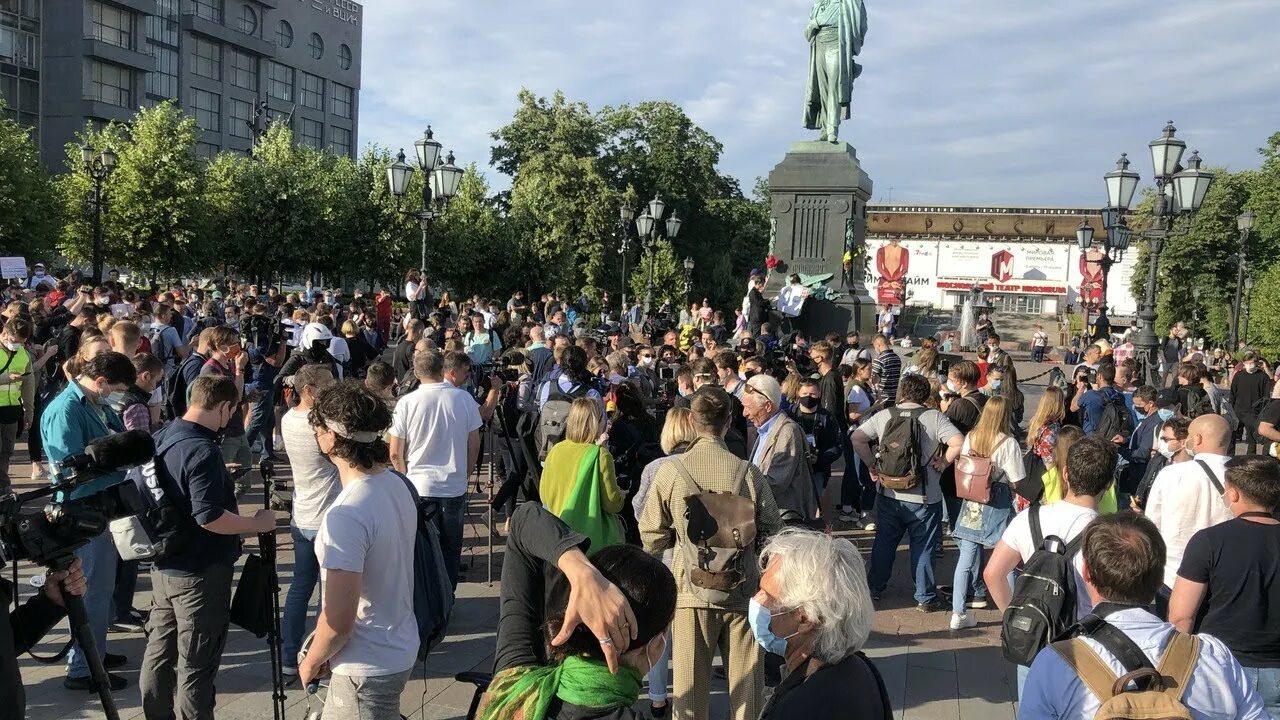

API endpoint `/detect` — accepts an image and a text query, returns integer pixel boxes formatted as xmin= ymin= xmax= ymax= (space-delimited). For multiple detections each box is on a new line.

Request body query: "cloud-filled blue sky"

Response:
xmin=357 ymin=0 xmax=1280 ymax=207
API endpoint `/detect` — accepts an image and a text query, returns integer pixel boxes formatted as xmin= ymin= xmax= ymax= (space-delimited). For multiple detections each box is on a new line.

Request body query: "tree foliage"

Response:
xmin=0 ymin=99 xmax=58 ymax=262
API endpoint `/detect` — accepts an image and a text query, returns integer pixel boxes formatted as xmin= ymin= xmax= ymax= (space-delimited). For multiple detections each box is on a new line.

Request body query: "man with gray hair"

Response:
xmin=742 ymin=374 xmax=816 ymax=523
xmin=752 ymin=528 xmax=888 ymax=717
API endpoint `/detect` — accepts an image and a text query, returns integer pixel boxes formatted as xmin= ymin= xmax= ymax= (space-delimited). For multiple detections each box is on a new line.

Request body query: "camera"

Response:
xmin=657 ymin=365 xmax=677 ymax=382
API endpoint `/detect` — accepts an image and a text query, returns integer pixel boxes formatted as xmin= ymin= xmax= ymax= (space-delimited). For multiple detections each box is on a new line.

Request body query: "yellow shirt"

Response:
xmin=1041 ymin=466 xmax=1117 ymax=514
xmin=538 ymin=441 xmax=624 ymax=517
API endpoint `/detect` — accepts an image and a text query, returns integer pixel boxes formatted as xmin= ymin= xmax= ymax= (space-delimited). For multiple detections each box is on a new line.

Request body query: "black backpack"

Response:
xmin=535 ymin=381 xmax=590 ymax=461
xmin=874 ymin=407 xmax=926 ymax=492
xmin=1094 ymin=392 xmax=1133 ymax=441
xmin=391 ymin=472 xmax=455 ymax=659
xmin=109 ymin=431 xmax=200 ymax=562
xmin=1180 ymin=385 xmax=1213 ymax=420
xmin=1001 ymin=505 xmax=1085 ymax=666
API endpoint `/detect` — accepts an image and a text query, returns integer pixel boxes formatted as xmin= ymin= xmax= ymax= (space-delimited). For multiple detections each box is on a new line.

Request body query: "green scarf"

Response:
xmin=557 ymin=445 xmax=622 ymax=556
xmin=477 ymin=656 xmax=642 ymax=720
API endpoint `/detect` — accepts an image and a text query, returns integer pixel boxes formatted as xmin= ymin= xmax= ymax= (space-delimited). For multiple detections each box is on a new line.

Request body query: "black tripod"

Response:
xmin=258 ymin=459 xmax=287 ymax=720
xmin=50 ymin=553 xmax=122 ymax=720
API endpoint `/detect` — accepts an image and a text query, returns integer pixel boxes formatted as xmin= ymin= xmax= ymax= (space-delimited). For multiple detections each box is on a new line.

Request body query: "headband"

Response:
xmin=324 ymin=419 xmax=380 ymax=443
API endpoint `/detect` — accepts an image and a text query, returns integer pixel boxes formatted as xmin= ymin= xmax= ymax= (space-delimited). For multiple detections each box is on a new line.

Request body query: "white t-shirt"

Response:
xmin=389 ymin=382 xmax=482 ymax=498
xmin=1033 ymin=331 xmax=1048 ymax=348
xmin=1001 ymin=502 xmax=1099 ymax=618
xmin=961 ymin=434 xmax=1025 ymax=486
xmin=857 ymin=403 xmax=960 ymax=504
xmin=316 ymin=469 xmax=419 ymax=676
xmin=1146 ymin=453 xmax=1234 ymax=590
xmin=328 ymin=336 xmax=351 ymax=365
xmin=280 ymin=408 xmax=341 ymax=531
xmin=404 ymin=281 xmax=421 ymax=302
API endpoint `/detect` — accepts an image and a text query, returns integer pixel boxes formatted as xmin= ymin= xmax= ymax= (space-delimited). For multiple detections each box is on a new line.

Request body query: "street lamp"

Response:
xmin=1229 ymin=210 xmax=1255 ymax=349
xmin=1104 ymin=121 xmax=1214 ymax=386
xmin=624 ymin=193 xmax=683 ymax=316
xmin=683 ymin=256 xmax=695 ymax=302
xmin=618 ymin=204 xmax=636 ymax=311
xmin=1242 ymin=276 xmax=1256 ymax=347
xmin=81 ymin=141 xmax=117 ymax=285
xmin=386 ymin=126 xmax=463 ymax=272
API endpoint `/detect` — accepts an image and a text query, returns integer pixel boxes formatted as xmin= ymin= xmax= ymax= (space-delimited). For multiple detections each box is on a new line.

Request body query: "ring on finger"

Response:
xmin=598 ymin=637 xmax=614 ymax=646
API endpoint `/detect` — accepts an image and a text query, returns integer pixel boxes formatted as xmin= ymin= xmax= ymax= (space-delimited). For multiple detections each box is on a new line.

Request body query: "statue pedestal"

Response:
xmin=767 ymin=141 xmax=876 ymax=339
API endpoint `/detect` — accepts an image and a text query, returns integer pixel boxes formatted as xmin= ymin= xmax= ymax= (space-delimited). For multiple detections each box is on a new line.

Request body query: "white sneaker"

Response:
xmin=863 ymin=521 xmax=877 ymax=532
xmin=950 ymin=612 xmax=977 ymax=630
xmin=282 ymin=664 xmax=298 ymax=678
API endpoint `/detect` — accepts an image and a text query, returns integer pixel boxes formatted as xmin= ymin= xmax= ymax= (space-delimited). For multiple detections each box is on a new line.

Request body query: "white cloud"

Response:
xmin=357 ymin=0 xmax=1280 ymax=205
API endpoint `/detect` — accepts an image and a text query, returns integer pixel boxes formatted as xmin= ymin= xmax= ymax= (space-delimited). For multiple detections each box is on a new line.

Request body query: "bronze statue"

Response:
xmin=803 ymin=0 xmax=868 ymax=143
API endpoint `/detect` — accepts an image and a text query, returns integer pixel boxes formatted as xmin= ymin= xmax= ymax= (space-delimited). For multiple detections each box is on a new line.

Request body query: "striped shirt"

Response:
xmin=872 ymin=349 xmax=902 ymax=402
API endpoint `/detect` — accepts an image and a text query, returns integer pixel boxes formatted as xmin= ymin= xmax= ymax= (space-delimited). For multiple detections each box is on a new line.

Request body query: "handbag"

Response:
xmin=955 ymin=450 xmax=993 ymax=504
xmin=229 ymin=552 xmax=272 ymax=638
xmin=1015 ymin=445 xmax=1047 ymax=504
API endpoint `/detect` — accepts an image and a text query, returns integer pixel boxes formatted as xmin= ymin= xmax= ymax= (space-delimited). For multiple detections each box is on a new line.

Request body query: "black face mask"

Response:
xmin=798 ymin=396 xmax=819 ymax=410
xmin=744 ymin=369 xmax=759 ymax=380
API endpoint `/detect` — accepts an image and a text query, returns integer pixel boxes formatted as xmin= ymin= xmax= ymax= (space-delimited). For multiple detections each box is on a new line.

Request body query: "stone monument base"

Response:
xmin=767 ymin=141 xmax=876 ymax=340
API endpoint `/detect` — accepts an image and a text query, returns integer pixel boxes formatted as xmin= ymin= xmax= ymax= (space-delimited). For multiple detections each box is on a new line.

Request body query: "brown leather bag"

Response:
xmin=954 ymin=451 xmax=993 ymax=504
xmin=671 ymin=458 xmax=758 ymax=603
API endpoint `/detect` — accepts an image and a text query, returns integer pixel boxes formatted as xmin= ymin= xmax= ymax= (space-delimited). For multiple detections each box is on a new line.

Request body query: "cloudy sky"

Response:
xmin=357 ymin=0 xmax=1280 ymax=207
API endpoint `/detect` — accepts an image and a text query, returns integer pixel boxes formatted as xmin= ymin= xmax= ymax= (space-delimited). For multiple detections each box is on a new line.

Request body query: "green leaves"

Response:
xmin=0 ymin=98 xmax=58 ymax=262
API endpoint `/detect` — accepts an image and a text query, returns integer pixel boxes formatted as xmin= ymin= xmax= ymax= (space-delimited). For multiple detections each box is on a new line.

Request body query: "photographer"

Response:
xmin=2 ymin=560 xmax=87 ymax=719
xmin=41 ymin=350 xmax=136 ymax=691
xmin=140 ymin=374 xmax=279 ymax=720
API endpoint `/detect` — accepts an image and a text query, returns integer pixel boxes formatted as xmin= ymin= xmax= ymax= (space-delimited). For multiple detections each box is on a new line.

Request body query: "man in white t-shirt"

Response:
xmin=1145 ymin=414 xmax=1234 ymax=605
xmin=1031 ymin=325 xmax=1049 ymax=363
xmin=984 ymin=435 xmax=1115 ymax=696
xmin=278 ymin=363 xmax=339 ymax=676
xmin=388 ymin=348 xmax=481 ymax=588
xmin=301 ymin=381 xmax=418 ymax=718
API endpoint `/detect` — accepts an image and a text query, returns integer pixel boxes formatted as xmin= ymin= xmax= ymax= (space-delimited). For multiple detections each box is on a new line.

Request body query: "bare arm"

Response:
xmin=388 ymin=434 xmax=407 ymax=475
xmin=1259 ymin=422 xmax=1280 ymax=444
xmin=984 ymin=540 xmax=1022 ymax=611
xmin=1167 ymin=577 xmax=1207 ymax=633
xmin=299 ymin=569 xmax=362 ymax=686
xmin=467 ymin=428 xmax=481 ymax=477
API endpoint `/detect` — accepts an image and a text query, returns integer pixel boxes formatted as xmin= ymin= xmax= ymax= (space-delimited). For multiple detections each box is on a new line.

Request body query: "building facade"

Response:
xmin=865 ymin=205 xmax=1140 ymax=317
xmin=0 ymin=0 xmax=361 ymax=168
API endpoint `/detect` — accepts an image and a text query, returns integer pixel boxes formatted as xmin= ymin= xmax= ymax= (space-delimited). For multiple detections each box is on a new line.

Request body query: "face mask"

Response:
xmin=1134 ymin=406 xmax=1148 ymax=421
xmin=2 ymin=340 xmax=19 ymax=352
xmin=989 ymin=380 xmax=1003 ymax=391
xmin=1245 ymin=363 xmax=1257 ymax=373
xmin=678 ymin=386 xmax=691 ymax=398
xmin=104 ymin=391 xmax=125 ymax=406
xmin=1157 ymin=408 xmax=1175 ymax=422
xmin=640 ymin=357 xmax=654 ymax=368
xmin=748 ymin=598 xmax=798 ymax=656
xmin=744 ymin=369 xmax=758 ymax=381
xmin=1157 ymin=438 xmax=1177 ymax=460
xmin=945 ymin=379 xmax=958 ymax=394
xmin=798 ymin=396 xmax=819 ymax=410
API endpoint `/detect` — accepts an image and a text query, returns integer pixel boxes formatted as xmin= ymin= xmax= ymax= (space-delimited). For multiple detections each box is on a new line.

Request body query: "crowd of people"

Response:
xmin=3 ymin=263 xmax=1280 ymax=719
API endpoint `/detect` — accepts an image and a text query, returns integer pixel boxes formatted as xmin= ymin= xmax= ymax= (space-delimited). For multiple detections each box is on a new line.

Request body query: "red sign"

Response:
xmin=991 ymin=250 xmax=1014 ymax=282
xmin=936 ymin=280 xmax=1068 ymax=296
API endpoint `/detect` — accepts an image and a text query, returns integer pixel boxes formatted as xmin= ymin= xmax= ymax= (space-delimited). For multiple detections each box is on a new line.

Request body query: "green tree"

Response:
xmin=427 ymin=164 xmax=521 ymax=299
xmin=0 ymin=99 xmax=58 ymax=263
xmin=1245 ymin=262 xmax=1280 ymax=359
xmin=629 ymin=238 xmax=684 ymax=312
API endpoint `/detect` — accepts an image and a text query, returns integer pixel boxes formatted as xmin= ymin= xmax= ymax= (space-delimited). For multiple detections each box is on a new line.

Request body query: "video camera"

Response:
xmin=0 ymin=431 xmax=155 ymax=568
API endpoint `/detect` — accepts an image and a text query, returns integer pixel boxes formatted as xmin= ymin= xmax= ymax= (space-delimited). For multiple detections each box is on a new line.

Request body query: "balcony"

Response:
xmin=181 ymin=13 xmax=275 ymax=57
xmin=82 ymin=39 xmax=155 ymax=73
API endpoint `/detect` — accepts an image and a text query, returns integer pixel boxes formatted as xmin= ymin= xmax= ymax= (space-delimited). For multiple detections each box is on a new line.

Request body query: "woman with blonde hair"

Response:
xmin=629 ymin=407 xmax=697 ymax=716
xmin=949 ymin=396 xmax=1025 ymax=630
xmin=905 ymin=346 xmax=938 ymax=379
xmin=1019 ymin=386 xmax=1066 ymax=510
xmin=539 ymin=398 xmax=624 ymax=553
xmin=1041 ymin=425 xmax=1118 ymax=513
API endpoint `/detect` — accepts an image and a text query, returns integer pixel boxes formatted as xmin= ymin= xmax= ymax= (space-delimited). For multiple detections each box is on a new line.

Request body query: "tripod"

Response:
xmin=48 ymin=553 xmax=121 ymax=720
xmin=258 ymin=459 xmax=287 ymax=720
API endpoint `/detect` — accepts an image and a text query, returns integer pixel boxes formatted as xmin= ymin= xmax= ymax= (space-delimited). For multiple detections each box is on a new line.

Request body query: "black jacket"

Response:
xmin=760 ymin=653 xmax=891 ymax=720
xmin=1 ymin=580 xmax=66 ymax=720
xmin=790 ymin=406 xmax=844 ymax=474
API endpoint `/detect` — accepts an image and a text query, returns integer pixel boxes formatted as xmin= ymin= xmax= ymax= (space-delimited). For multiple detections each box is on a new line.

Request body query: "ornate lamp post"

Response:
xmin=1103 ymin=121 xmax=1214 ymax=386
xmin=683 ymin=256 xmax=695 ymax=303
xmin=386 ymin=127 xmax=463 ymax=272
xmin=81 ymin=142 xmax=117 ymax=285
xmin=1241 ymin=276 xmax=1256 ymax=347
xmin=618 ymin=203 xmax=636 ymax=311
xmin=628 ymin=193 xmax=682 ymax=316
xmin=1229 ymin=210 xmax=1255 ymax=349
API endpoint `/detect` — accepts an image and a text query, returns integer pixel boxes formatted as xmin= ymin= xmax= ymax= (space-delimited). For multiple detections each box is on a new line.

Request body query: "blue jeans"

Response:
xmin=869 ymin=496 xmax=943 ymax=605
xmin=1242 ymin=666 xmax=1280 ymax=717
xmin=646 ymin=629 xmax=672 ymax=702
xmin=281 ymin=527 xmax=320 ymax=667
xmin=1016 ymin=664 xmax=1029 ymax=699
xmin=68 ymin=532 xmax=118 ymax=679
xmin=951 ymin=538 xmax=988 ymax=615
xmin=426 ymin=495 xmax=467 ymax=589
xmin=245 ymin=364 xmax=277 ymax=458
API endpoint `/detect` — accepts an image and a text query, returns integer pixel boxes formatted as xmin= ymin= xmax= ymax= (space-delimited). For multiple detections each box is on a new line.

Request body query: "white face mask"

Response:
xmin=945 ymin=379 xmax=958 ymax=394
xmin=2 ymin=340 xmax=19 ymax=352
xmin=639 ymin=357 xmax=654 ymax=368
xmin=1157 ymin=438 xmax=1177 ymax=460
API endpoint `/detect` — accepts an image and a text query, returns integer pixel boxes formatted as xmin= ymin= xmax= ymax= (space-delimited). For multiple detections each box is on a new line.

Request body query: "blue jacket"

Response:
xmin=1079 ymin=386 xmax=1124 ymax=435
xmin=41 ymin=382 xmax=124 ymax=498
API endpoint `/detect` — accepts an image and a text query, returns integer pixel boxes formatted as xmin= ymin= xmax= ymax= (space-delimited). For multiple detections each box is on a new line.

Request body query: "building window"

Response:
xmin=89 ymin=60 xmax=133 ymax=108
xmin=195 ymin=141 xmax=219 ymax=161
xmin=89 ymin=1 xmax=134 ymax=50
xmin=229 ymin=48 xmax=257 ymax=91
xmin=299 ymin=71 xmax=323 ymax=110
xmin=229 ymin=97 xmax=251 ymax=139
xmin=276 ymin=19 xmax=292 ymax=47
xmin=147 ymin=0 xmax=179 ymax=46
xmin=192 ymin=37 xmax=221 ymax=81
xmin=300 ymin=118 xmax=323 ymax=148
xmin=308 ymin=32 xmax=323 ymax=59
xmin=266 ymin=60 xmax=293 ymax=101
xmin=0 ymin=27 xmax=38 ymax=69
xmin=238 ymin=3 xmax=256 ymax=35
xmin=147 ymin=46 xmax=179 ymax=98
xmin=331 ymin=82 xmax=352 ymax=119
xmin=191 ymin=0 xmax=222 ymax=24
xmin=330 ymin=126 xmax=351 ymax=156
xmin=339 ymin=43 xmax=352 ymax=70
xmin=191 ymin=88 xmax=220 ymax=132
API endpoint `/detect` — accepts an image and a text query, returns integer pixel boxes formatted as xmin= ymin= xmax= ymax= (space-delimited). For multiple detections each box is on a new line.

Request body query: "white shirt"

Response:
xmin=840 ymin=347 xmax=872 ymax=366
xmin=961 ymin=434 xmax=1025 ymax=486
xmin=316 ymin=469 xmax=419 ymax=676
xmin=1146 ymin=453 xmax=1234 ymax=589
xmin=404 ymin=281 xmax=421 ymax=302
xmin=280 ymin=408 xmax=341 ymax=531
xmin=389 ymin=382 xmax=482 ymax=498
xmin=1032 ymin=331 xmax=1048 ymax=347
xmin=856 ymin=403 xmax=959 ymax=505
xmin=1021 ymin=608 xmax=1267 ymax=720
xmin=1000 ymin=501 xmax=1098 ymax=618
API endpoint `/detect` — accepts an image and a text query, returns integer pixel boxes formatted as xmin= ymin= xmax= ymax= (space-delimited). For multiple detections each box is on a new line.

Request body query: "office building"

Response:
xmin=0 ymin=0 xmax=361 ymax=167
